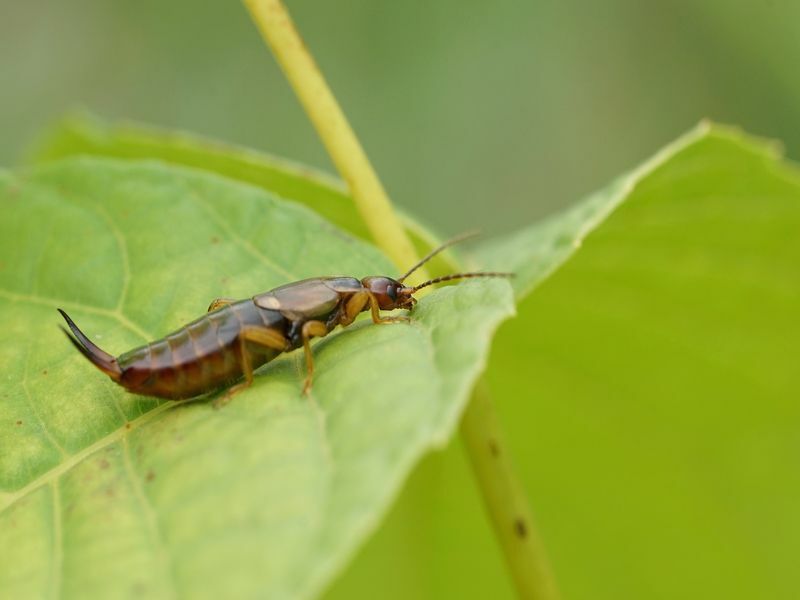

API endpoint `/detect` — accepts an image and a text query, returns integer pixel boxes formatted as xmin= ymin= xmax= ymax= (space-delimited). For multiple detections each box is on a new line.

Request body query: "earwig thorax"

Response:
xmin=364 ymin=234 xmax=513 ymax=311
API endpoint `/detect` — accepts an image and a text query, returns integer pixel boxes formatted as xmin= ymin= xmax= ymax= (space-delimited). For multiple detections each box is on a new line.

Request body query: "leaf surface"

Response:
xmin=31 ymin=113 xmax=452 ymax=273
xmin=0 ymin=158 xmax=514 ymax=599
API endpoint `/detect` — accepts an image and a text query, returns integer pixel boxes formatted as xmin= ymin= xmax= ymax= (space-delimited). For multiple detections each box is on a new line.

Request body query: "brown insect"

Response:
xmin=59 ymin=235 xmax=510 ymax=406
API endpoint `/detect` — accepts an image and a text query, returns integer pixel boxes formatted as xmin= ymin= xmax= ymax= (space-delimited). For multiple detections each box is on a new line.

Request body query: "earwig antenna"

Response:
xmin=410 ymin=271 xmax=514 ymax=292
xmin=398 ymin=231 xmax=480 ymax=283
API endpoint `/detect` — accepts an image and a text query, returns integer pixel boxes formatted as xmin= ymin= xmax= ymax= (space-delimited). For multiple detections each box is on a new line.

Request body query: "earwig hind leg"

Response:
xmin=368 ymin=293 xmax=411 ymax=325
xmin=207 ymin=297 xmax=236 ymax=312
xmin=212 ymin=326 xmax=291 ymax=409
xmin=301 ymin=320 xmax=328 ymax=395
xmin=212 ymin=349 xmax=253 ymax=409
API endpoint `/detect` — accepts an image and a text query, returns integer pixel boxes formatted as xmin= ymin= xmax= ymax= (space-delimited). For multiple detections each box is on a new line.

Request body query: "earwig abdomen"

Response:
xmin=116 ymin=301 xmax=287 ymax=399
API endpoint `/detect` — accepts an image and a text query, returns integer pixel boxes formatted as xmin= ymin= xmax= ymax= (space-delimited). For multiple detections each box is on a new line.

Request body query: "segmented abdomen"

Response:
xmin=117 ymin=300 xmax=286 ymax=399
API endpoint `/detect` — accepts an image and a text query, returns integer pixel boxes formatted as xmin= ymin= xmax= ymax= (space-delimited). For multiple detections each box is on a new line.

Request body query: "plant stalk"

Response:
xmin=461 ymin=380 xmax=560 ymax=599
xmin=243 ymin=0 xmax=420 ymax=274
xmin=243 ymin=2 xmax=558 ymax=598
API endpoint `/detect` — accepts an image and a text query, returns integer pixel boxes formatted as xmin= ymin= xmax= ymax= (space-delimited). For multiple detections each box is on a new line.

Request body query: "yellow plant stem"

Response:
xmin=461 ymin=380 xmax=560 ymax=599
xmin=243 ymin=1 xmax=558 ymax=598
xmin=243 ymin=0 xmax=421 ymax=275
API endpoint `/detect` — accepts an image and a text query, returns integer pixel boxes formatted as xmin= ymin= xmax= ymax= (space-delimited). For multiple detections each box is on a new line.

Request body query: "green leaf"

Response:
xmin=486 ymin=124 xmax=800 ymax=600
xmin=325 ymin=123 xmax=800 ymax=599
xmin=0 ymin=157 xmax=514 ymax=599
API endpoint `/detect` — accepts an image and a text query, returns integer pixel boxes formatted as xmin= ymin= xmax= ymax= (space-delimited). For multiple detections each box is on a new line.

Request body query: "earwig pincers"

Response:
xmin=59 ymin=234 xmax=511 ymax=407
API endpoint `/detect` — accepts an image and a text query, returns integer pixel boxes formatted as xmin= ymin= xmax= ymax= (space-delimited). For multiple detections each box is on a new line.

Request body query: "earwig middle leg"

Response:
xmin=212 ymin=326 xmax=290 ymax=409
xmin=301 ymin=320 xmax=328 ymax=395
xmin=340 ymin=291 xmax=370 ymax=326
xmin=207 ymin=297 xmax=236 ymax=312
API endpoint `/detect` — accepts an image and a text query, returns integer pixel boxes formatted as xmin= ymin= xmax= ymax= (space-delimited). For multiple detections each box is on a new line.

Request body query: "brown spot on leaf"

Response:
xmin=488 ymin=439 xmax=500 ymax=457
xmin=514 ymin=518 xmax=528 ymax=539
xmin=145 ymin=470 xmax=156 ymax=483
xmin=42 ymin=369 xmax=48 ymax=376
xmin=99 ymin=458 xmax=110 ymax=470
xmin=210 ymin=236 xmax=220 ymax=244
xmin=15 ymin=420 xmax=22 ymax=426
xmin=125 ymin=422 xmax=132 ymax=430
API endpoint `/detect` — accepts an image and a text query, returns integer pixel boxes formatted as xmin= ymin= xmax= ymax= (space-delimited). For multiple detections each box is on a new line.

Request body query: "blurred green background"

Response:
xmin=3 ymin=0 xmax=800 ymax=233
xmin=3 ymin=1 xmax=799 ymax=599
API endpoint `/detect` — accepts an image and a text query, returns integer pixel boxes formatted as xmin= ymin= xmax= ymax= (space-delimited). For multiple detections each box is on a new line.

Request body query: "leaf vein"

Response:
xmin=95 ymin=205 xmax=132 ymax=313
xmin=121 ymin=436 xmax=178 ymax=600
xmin=49 ymin=480 xmax=63 ymax=600
xmin=0 ymin=288 xmax=153 ymax=341
xmin=21 ymin=346 xmax=68 ymax=459
xmin=293 ymin=353 xmax=334 ymax=470
xmin=0 ymin=401 xmax=179 ymax=513
xmin=187 ymin=188 xmax=295 ymax=281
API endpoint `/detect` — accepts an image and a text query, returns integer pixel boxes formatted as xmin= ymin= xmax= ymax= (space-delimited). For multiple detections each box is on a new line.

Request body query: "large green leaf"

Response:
xmin=324 ymin=123 xmax=800 ymax=599
xmin=485 ymin=125 xmax=800 ymax=600
xmin=0 ymin=157 xmax=514 ymax=599
xmin=30 ymin=113 xmax=454 ymax=275
xmin=30 ymin=112 xmax=370 ymax=241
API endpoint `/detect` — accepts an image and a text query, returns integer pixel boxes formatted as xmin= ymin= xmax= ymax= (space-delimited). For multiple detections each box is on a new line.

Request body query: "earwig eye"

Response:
xmin=386 ymin=285 xmax=397 ymax=301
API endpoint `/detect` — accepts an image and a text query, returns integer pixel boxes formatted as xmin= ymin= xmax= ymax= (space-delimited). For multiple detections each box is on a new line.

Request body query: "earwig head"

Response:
xmin=361 ymin=276 xmax=417 ymax=310
xmin=362 ymin=270 xmax=513 ymax=313
xmin=397 ymin=232 xmax=512 ymax=299
xmin=361 ymin=232 xmax=513 ymax=313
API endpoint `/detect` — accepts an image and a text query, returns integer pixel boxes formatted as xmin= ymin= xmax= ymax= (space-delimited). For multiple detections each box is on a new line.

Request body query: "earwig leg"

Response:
xmin=241 ymin=327 xmax=291 ymax=352
xmin=367 ymin=293 xmax=411 ymax=325
xmin=339 ymin=291 xmax=410 ymax=326
xmin=207 ymin=297 xmax=236 ymax=312
xmin=212 ymin=326 xmax=290 ymax=409
xmin=213 ymin=337 xmax=254 ymax=409
xmin=340 ymin=291 xmax=370 ymax=326
xmin=301 ymin=320 xmax=328 ymax=395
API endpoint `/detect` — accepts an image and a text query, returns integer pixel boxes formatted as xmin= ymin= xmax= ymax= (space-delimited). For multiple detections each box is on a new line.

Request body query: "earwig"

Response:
xmin=59 ymin=235 xmax=511 ymax=407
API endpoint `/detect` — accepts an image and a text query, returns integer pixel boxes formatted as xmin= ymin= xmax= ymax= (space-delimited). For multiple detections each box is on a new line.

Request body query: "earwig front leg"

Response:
xmin=212 ymin=326 xmax=290 ymax=409
xmin=367 ymin=293 xmax=410 ymax=325
xmin=340 ymin=291 xmax=410 ymax=326
xmin=207 ymin=297 xmax=236 ymax=312
xmin=301 ymin=320 xmax=328 ymax=395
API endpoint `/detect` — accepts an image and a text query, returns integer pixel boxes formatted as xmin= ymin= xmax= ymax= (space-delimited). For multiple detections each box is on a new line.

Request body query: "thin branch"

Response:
xmin=460 ymin=380 xmax=561 ymax=600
